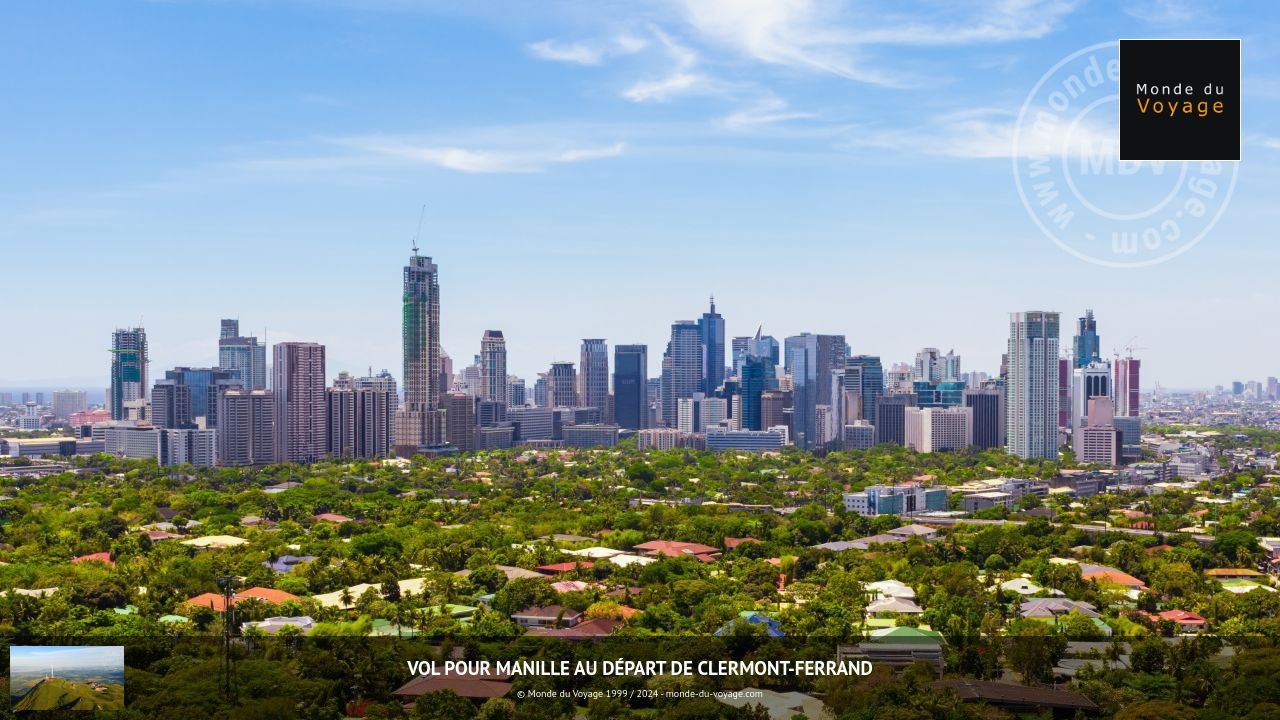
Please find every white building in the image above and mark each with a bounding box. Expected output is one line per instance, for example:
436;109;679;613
904;407;972;453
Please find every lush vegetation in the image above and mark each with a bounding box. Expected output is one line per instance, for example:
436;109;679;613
0;444;1279;718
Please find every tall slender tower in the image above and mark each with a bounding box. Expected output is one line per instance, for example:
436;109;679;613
579;339;609;413
698;296;725;395
1072;309;1101;368
395;248;443;454
661;321;702;428
613;344;648;430
110;327;148;421
273;342;327;463
480;331;508;406
1006;311;1060;459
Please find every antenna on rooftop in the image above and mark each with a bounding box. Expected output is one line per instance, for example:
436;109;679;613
412;204;426;256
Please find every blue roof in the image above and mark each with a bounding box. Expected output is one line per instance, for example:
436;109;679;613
264;555;317;573
714;612;784;638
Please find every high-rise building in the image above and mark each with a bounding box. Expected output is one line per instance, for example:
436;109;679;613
1070;362;1112;436
940;350;961;381
661;321;702;428
218;320;267;391
273;342;326;463
547;361;578;408
1007;311;1060;460
326;383;356;458
1074;396;1118;466
443;391;477;452
784;333;846;450
698;297;725;395
579;339;609;413
165;367;238;421
479;331;508;407
158;428;217;468
914;348;941;383
759;390;789;432
110;328;148;421
613;344;648;430
1072;309;1101;368
151;380;194;430
328;370;394;459
905;406;973;453
395;250;444;455
508;376;526;407
1057;357;1071;428
964;386;1005;450
738;355;771;431
1114;357;1141;417
731;336;751;378
51;390;87;422
847;356;883;426
216;388;274;466
875;394;917;446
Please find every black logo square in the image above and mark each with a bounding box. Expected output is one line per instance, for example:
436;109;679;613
1120;39;1240;161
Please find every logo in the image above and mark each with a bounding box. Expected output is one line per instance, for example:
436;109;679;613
1013;41;1237;268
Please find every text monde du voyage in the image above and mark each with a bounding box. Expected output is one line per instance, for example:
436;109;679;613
1134;82;1228;118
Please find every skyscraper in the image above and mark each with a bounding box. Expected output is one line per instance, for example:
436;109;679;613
698;297;725;395
51;390;87;422
1114;357;1141;417
547;361;578;408
1073;309;1101;368
914;348;941;383
479;330;508;408
395;250;444;454
784;333;846;450
110;327;148;421
847;355;884;426
151;380;193;430
326;382;356;457
738;355;771;431
165;367;238;421
613;344;648;430
443;391;477;452
874;394;916;446
963;386;1005;450
216;387;274;466
579;339;609;412
273;342;327;463
661;321;702;428
1007;311;1060;460
1070;361;1111;436
218;319;267;391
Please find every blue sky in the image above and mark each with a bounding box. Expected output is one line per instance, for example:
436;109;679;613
10;645;123;672
2;0;1278;390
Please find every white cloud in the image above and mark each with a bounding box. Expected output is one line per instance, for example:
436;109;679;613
1123;0;1201;24
620;27;712;102
843;107;1115;159
527;34;649;66
674;0;1078;86
332;136;626;173
719;96;814;129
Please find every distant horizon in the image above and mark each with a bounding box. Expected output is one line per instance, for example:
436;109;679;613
9;646;123;673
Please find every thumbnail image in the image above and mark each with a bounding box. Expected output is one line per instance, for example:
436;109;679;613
9;646;124;713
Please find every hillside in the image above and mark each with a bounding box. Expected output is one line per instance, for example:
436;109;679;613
12;677;124;712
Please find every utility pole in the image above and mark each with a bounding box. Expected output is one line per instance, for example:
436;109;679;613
217;575;237;700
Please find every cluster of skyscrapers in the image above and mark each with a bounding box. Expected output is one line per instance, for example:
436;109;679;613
77;245;1148;467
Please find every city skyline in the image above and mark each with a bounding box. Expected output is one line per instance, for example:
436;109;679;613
0;287;1267;396
4;2;1280;389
